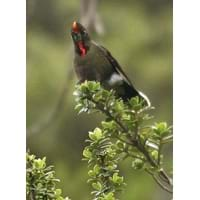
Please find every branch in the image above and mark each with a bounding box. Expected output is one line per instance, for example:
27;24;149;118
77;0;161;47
88;95;173;192
115;135;134;146
159;168;173;186
145;169;173;194
161;135;173;144
74;81;173;196
80;0;104;35
132;114;173;190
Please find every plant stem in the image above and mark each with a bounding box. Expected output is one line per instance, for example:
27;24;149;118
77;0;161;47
87;96;173;194
145;169;173;193
159;168;173;186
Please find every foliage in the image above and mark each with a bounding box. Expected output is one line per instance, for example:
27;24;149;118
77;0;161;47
74;81;173;199
27;1;172;198
26;152;71;200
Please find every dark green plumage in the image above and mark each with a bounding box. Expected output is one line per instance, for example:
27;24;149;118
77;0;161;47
71;21;149;105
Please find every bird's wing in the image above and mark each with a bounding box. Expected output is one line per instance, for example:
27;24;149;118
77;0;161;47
95;43;134;87
93;42;150;106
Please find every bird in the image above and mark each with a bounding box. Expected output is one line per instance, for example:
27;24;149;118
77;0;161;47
71;21;150;106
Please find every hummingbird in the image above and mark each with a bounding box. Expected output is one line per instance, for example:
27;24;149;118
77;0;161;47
71;21;150;106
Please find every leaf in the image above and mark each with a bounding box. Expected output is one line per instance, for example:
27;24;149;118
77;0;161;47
151;150;158;160
55;189;62;196
112;173;124;184
116;140;125;149
101;121;115;129
132;159;144;170
88;170;95;177
34;158;46;169
74;103;83;111
73;81;172;198
128;96;143;111
88;81;101;91
92;182;102;191
152;122;172;137
93;164;101;174
73;90;81;97
83;148;92;159
26;152;68;199
102;192;115;200
89;128;103;141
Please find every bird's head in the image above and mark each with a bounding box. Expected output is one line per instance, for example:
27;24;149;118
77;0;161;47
71;21;90;57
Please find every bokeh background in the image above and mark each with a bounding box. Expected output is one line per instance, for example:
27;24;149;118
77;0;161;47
27;0;172;199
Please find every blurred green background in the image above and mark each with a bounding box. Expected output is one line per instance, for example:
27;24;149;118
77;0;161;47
27;0;172;199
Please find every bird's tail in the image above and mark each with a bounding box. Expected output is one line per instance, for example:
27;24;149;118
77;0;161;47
121;82;150;107
138;91;151;107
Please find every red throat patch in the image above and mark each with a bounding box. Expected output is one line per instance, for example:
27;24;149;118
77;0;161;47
78;41;86;57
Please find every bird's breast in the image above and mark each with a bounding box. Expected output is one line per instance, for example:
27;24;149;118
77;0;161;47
74;45;112;82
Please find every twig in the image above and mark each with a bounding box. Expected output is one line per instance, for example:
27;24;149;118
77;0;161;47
115;135;134;146
80;0;104;35
86;95;173;193
89;98;129;133
161;135;173;144
145;169;173;194
136;134;173;189
29;191;35;200
157;140;162;165
159;168;173;186
134;120;158;168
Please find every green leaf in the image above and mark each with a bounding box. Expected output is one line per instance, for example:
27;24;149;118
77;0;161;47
73;81;172;199
87;81;101;91
128;96;142;110
89;128;103;141
92;182;102;191
116;140;125;149
101;121;115;130
132;158;144;170
102;192;115;200
112;173;124;184
88;164;101;177
113;101;124;113
153;122;172;137
88;170;95;177
74;103;83;111
64;198;71;200
83;148;92;159
55;189;62;196
106;164;117;171
34;158;46;169
73;90;81;97
93;164;100;174
26;152;69;199
151;150;158;160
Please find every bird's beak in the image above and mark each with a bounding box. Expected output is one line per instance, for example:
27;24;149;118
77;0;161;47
72;21;79;33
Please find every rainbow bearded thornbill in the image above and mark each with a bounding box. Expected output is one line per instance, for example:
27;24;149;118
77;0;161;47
71;21;150;106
